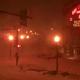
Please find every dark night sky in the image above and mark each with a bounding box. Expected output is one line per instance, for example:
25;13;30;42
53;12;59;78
0;0;70;32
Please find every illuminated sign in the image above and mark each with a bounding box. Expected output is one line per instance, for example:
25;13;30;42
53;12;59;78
69;4;80;27
72;5;80;15
73;20;80;27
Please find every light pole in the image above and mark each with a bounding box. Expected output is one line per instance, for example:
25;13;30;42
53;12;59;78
8;34;14;57
53;35;61;73
7;30;21;66
15;27;20;66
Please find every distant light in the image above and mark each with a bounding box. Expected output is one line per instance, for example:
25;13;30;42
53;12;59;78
20;35;25;40
53;35;61;43
69;17;73;21
8;35;14;41
50;27;54;31
17;44;21;48
78;14;80;19
18;28;21;32
26;35;30;39
34;32;37;35
26;31;28;34
30;30;32;33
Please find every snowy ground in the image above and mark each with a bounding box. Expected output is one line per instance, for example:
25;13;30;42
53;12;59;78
0;54;80;80
0;41;80;80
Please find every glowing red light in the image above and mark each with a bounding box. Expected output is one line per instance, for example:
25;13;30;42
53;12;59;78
26;35;30;39
17;44;21;48
53;35;61;43
71;5;80;15
18;28;21;32
72;8;77;15
20;35;25;40
76;10;80;14
79;14;80;19
8;35;14;41
69;17;73;21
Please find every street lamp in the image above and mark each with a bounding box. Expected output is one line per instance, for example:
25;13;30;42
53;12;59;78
26;35;30;39
8;34;14;57
53;35;61;43
53;35;61;74
20;34;25;40
8;34;14;41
